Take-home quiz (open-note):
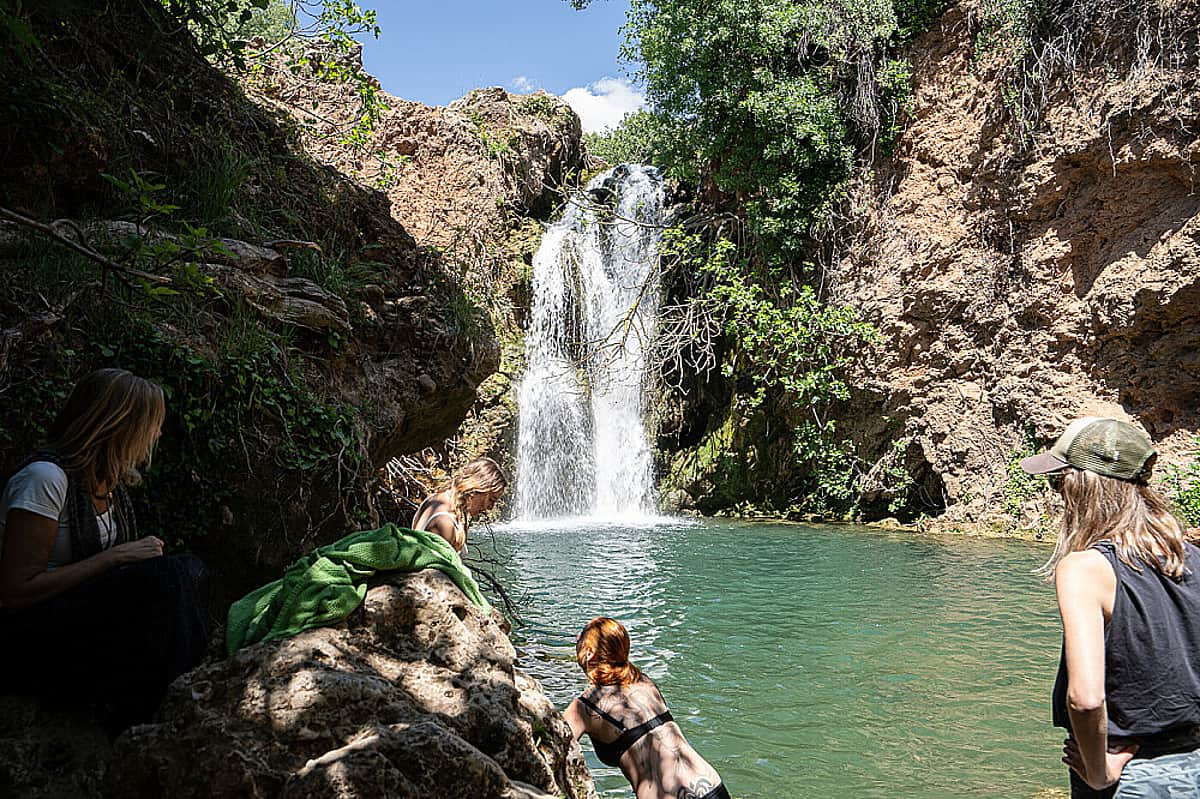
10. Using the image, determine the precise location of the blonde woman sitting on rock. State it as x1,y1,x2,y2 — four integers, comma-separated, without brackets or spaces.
0,368,210,732
411,457,507,554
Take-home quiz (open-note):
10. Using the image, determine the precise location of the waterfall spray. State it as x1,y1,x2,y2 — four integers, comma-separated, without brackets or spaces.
514,164,664,520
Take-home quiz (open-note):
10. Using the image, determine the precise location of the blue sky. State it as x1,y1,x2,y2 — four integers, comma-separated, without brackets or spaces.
358,0,644,132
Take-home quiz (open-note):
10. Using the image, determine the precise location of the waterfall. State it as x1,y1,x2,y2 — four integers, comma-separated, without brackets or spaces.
514,164,664,520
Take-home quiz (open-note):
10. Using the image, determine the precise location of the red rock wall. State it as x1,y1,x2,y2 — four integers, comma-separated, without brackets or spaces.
831,2,1200,523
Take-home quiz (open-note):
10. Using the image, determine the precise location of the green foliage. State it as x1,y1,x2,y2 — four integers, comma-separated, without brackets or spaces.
583,110,667,166
0,0,40,67
875,57,915,152
621,0,951,261
704,261,877,411
165,0,379,68
163,0,387,155
100,170,230,297
187,142,254,226
791,421,859,515
972,0,1043,141
372,152,411,190
1165,437,1200,528
662,227,878,516
469,112,519,160
1003,430,1046,518
288,249,380,298
104,322,364,549
974,0,1041,63
520,93,561,120
216,0,298,42
102,170,181,220
893,0,954,41
873,438,918,515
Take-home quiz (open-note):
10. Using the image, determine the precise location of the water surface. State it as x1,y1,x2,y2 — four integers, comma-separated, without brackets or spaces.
470,519,1066,799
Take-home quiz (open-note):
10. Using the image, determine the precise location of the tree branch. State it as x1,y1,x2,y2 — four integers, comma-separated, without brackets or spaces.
0,206,172,286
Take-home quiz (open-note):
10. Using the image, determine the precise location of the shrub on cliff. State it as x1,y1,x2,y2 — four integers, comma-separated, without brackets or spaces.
1166,438,1200,528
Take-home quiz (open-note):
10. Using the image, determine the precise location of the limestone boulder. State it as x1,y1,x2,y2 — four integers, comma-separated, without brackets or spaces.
107,570,596,799
0,696,110,799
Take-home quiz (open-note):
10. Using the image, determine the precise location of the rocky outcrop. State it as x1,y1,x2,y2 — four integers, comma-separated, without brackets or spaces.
110,570,593,799
246,45,582,266
829,1,1200,525
2,571,595,799
0,696,111,798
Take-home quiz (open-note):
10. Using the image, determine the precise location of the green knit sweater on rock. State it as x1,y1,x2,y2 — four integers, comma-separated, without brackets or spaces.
225,523,490,655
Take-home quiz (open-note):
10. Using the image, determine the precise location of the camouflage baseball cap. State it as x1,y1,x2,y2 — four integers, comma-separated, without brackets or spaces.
1020,417,1157,481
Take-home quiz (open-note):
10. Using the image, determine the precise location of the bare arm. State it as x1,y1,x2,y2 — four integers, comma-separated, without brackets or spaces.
1056,550,1136,789
0,509,162,608
427,515,465,552
564,698,587,741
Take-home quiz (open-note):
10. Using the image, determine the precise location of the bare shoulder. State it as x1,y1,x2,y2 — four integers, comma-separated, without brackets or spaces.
412,492,450,526
1055,549,1115,593
629,676,669,715
1056,549,1111,577
419,491,452,514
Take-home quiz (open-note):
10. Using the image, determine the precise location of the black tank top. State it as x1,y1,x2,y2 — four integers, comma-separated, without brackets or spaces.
1053,540,1200,736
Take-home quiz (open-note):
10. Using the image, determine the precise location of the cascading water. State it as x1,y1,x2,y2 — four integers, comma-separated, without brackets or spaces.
514,164,664,520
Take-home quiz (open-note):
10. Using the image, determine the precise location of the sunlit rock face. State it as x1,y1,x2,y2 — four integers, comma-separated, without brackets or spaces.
108,571,595,799
827,3,1200,525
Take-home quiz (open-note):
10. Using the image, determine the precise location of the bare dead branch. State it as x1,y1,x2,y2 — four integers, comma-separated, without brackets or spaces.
0,206,171,286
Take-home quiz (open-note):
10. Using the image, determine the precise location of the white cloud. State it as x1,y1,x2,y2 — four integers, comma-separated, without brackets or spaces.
509,75,536,93
561,77,645,134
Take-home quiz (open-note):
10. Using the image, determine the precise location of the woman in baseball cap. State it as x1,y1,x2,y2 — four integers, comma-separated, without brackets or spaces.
1022,417,1200,798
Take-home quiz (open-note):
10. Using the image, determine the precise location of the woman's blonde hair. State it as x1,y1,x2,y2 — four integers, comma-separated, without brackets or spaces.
450,457,507,532
1039,464,1188,579
577,616,642,687
48,368,166,492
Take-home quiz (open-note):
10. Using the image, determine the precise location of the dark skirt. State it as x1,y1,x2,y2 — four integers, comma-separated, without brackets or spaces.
0,553,211,732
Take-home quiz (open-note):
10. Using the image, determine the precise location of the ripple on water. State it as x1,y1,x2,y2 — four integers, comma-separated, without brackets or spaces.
474,520,1066,799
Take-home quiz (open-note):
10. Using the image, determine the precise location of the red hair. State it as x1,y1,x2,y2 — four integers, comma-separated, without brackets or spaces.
576,617,642,686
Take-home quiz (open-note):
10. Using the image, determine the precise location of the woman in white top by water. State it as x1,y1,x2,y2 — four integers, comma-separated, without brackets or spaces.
411,457,507,553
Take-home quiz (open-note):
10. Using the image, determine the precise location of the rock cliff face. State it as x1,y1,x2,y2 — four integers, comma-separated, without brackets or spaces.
830,1,1200,525
248,46,582,261
243,45,584,487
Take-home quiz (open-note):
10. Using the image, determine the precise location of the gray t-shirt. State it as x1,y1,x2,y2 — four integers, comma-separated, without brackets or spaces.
0,461,116,569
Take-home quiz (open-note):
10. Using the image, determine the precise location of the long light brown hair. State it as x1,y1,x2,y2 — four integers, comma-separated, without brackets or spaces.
1039,464,1187,579
577,616,643,687
449,457,507,533
48,368,166,492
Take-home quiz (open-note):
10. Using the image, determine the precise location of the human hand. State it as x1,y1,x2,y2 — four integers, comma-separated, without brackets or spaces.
1063,737,1137,790
106,536,164,565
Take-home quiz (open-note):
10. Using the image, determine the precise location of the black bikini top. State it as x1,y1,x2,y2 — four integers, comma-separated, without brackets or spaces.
577,693,674,768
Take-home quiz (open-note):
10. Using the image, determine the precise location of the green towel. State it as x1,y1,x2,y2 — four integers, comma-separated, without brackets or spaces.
225,523,491,655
